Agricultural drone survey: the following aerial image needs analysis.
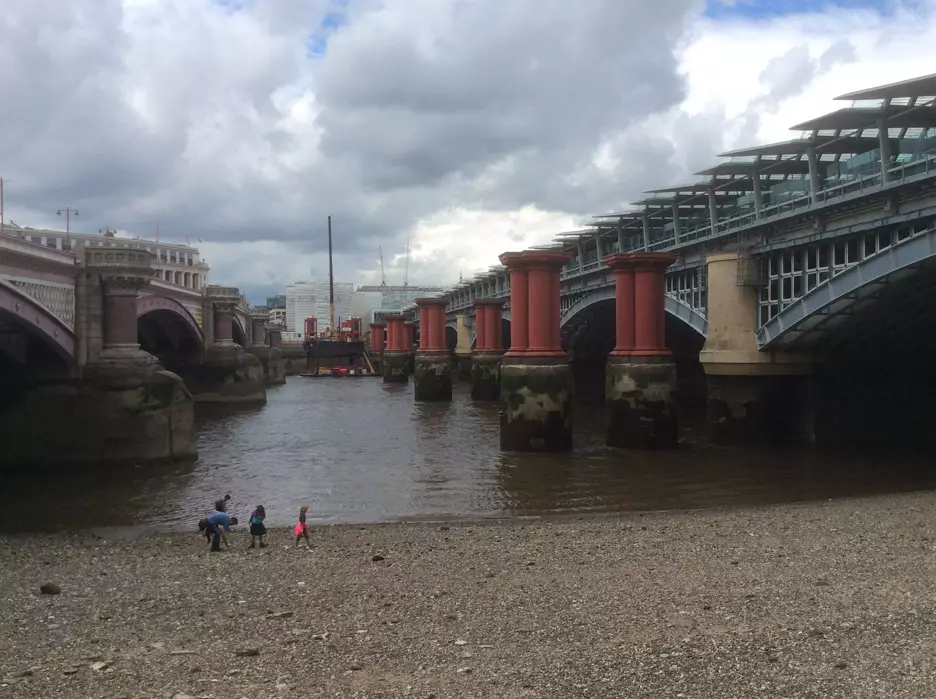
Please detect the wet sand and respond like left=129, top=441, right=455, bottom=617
left=2, top=491, right=936, bottom=698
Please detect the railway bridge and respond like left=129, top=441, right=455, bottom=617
left=387, top=73, right=936, bottom=451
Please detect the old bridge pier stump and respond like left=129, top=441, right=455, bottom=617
left=498, top=250, right=573, bottom=452
left=414, top=298, right=452, bottom=401
left=603, top=252, right=679, bottom=449
left=382, top=314, right=409, bottom=383
left=470, top=298, right=505, bottom=401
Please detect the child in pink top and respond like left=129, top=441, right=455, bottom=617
left=294, top=504, right=311, bottom=548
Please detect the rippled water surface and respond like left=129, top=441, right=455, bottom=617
left=2, top=377, right=936, bottom=534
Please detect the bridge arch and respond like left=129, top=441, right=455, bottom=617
left=230, top=315, right=247, bottom=347
left=0, top=278, right=75, bottom=363
left=137, top=295, right=204, bottom=365
left=137, top=295, right=203, bottom=342
left=756, top=226, right=936, bottom=351
left=559, top=286, right=708, bottom=338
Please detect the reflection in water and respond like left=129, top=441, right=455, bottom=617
left=1, top=377, right=935, bottom=534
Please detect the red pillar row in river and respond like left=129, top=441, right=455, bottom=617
left=601, top=252, right=677, bottom=356
left=415, top=298, right=448, bottom=353
left=497, top=250, right=571, bottom=357
left=473, top=298, right=505, bottom=352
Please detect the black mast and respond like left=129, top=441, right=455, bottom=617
left=328, top=215, right=335, bottom=338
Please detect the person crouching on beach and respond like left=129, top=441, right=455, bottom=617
left=205, top=500, right=237, bottom=552
left=294, top=504, right=311, bottom=548
left=248, top=505, right=267, bottom=549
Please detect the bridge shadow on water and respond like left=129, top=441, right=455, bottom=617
left=1, top=378, right=936, bottom=535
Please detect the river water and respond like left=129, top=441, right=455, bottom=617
left=2, top=377, right=936, bottom=534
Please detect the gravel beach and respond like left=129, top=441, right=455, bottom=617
left=2, top=491, right=936, bottom=698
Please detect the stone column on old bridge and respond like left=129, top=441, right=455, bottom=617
left=183, top=286, right=267, bottom=403
left=382, top=314, right=409, bottom=383
left=498, top=250, right=573, bottom=451
left=453, top=313, right=473, bottom=381
left=246, top=307, right=286, bottom=386
left=369, top=321, right=386, bottom=374
left=470, top=298, right=505, bottom=401
left=60, top=245, right=196, bottom=465
left=602, top=252, right=679, bottom=449
left=413, top=298, right=452, bottom=401
left=700, top=252, right=814, bottom=444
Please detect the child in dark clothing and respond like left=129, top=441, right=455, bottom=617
left=248, top=505, right=267, bottom=548
left=294, top=504, right=311, bottom=548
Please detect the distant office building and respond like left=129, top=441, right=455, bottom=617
left=268, top=308, right=286, bottom=326
left=285, top=280, right=354, bottom=332
left=266, top=294, right=286, bottom=309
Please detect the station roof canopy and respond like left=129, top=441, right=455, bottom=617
left=642, top=182, right=748, bottom=195
left=834, top=73, right=936, bottom=101
left=790, top=104, right=936, bottom=132
left=695, top=159, right=811, bottom=177
left=591, top=211, right=646, bottom=220
left=719, top=135, right=882, bottom=158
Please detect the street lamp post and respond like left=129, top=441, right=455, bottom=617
left=57, top=207, right=79, bottom=244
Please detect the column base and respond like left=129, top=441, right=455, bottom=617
left=606, top=355, right=678, bottom=449
left=414, top=352, right=452, bottom=401
left=454, top=351, right=473, bottom=382
left=247, top=346, right=287, bottom=386
left=177, top=345, right=268, bottom=404
left=382, top=350, right=409, bottom=383
left=471, top=352, right=502, bottom=401
left=0, top=364, right=197, bottom=468
left=500, top=356, right=573, bottom=452
left=705, top=373, right=815, bottom=446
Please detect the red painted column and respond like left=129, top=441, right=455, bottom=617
left=601, top=254, right=636, bottom=355
left=418, top=306, right=431, bottom=350
left=429, top=305, right=443, bottom=350
left=369, top=322, right=386, bottom=352
left=526, top=267, right=552, bottom=352
left=499, top=253, right=528, bottom=355
left=629, top=253, right=677, bottom=355
left=484, top=303, right=499, bottom=352
left=404, top=322, right=416, bottom=350
left=475, top=305, right=488, bottom=351
left=385, top=315, right=406, bottom=351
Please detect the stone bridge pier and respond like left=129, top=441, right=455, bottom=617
left=174, top=286, right=267, bottom=404
left=246, top=307, right=286, bottom=386
left=700, top=252, right=814, bottom=445
left=453, top=314, right=473, bottom=381
left=0, top=245, right=197, bottom=467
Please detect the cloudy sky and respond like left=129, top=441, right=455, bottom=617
left=1, top=0, right=933, bottom=303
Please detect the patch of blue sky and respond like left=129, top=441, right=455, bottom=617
left=704, top=0, right=896, bottom=20
left=307, top=0, right=349, bottom=58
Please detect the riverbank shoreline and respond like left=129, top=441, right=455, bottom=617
left=3, top=491, right=936, bottom=698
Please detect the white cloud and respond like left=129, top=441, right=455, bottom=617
left=2, top=0, right=935, bottom=304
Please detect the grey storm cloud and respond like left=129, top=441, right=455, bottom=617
left=2, top=0, right=703, bottom=294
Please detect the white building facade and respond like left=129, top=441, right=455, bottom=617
left=285, top=280, right=354, bottom=332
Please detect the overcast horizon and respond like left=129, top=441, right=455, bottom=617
left=2, top=0, right=933, bottom=304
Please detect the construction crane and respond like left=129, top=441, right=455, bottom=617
left=403, top=236, right=410, bottom=287
left=379, top=246, right=387, bottom=288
